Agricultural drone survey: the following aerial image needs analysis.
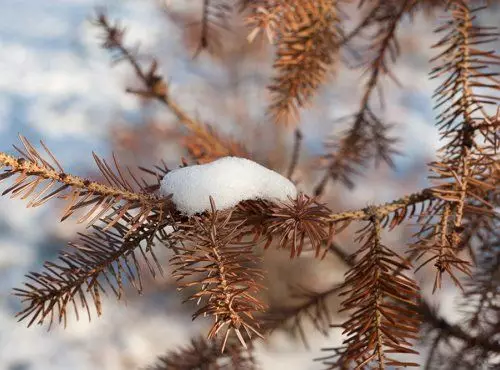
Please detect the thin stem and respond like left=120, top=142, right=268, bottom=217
left=421, top=300, right=500, bottom=353
left=287, top=129, right=303, bottom=179
left=0, top=152, right=154, bottom=204
left=327, top=189, right=433, bottom=223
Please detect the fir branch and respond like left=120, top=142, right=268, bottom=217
left=287, top=128, right=303, bottom=179
left=3, top=3, right=500, bottom=369
left=235, top=193, right=333, bottom=258
left=460, top=240, right=500, bottom=330
left=243, top=0, right=282, bottom=43
left=236, top=190, right=436, bottom=262
left=455, top=161, right=499, bottom=262
left=191, top=0, right=233, bottom=58
left=328, top=189, right=434, bottom=223
left=421, top=299, right=500, bottom=354
left=412, top=198, right=473, bottom=292
left=260, top=283, right=343, bottom=347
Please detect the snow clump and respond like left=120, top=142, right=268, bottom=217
left=159, top=157, right=298, bottom=215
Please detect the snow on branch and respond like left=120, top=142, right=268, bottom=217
left=159, top=157, right=298, bottom=215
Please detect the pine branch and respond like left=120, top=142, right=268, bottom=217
left=287, top=128, right=303, bottom=179
left=3, top=4, right=499, bottom=369
left=260, top=283, right=343, bottom=347
left=455, top=165, right=499, bottom=262
left=243, top=0, right=282, bottom=44
left=234, top=193, right=333, bottom=258
left=0, top=137, right=179, bottom=328
left=328, top=189, right=435, bottom=225
left=421, top=299, right=500, bottom=354
left=458, top=231, right=500, bottom=332
left=236, top=190, right=436, bottom=262
left=463, top=258, right=500, bottom=330
left=170, top=198, right=265, bottom=352
left=245, top=0, right=341, bottom=125
left=191, top=0, right=233, bottom=59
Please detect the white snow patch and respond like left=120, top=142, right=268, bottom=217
left=159, top=157, right=297, bottom=215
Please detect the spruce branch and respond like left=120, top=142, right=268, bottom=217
left=421, top=299, right=500, bottom=354
left=1, top=137, right=178, bottom=328
left=191, top=0, right=233, bottom=59
left=460, top=246, right=500, bottom=330
left=148, top=336, right=258, bottom=370
left=14, top=209, right=174, bottom=328
left=243, top=0, right=282, bottom=44
left=266, top=0, right=341, bottom=126
left=2, top=3, right=500, bottom=369
left=260, top=283, right=343, bottom=347
left=328, top=189, right=435, bottom=224
left=0, top=136, right=166, bottom=229
left=244, top=0, right=341, bottom=125
left=287, top=128, right=303, bottom=180
left=170, top=198, right=265, bottom=352
left=236, top=189, right=437, bottom=261
left=234, top=193, right=334, bottom=258
left=321, top=209, right=421, bottom=369
left=411, top=1, right=500, bottom=291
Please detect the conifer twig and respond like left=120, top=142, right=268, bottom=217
left=327, top=189, right=434, bottom=222
left=94, top=12, right=248, bottom=163
left=171, top=198, right=265, bottom=352
left=321, top=208, right=421, bottom=368
left=0, top=151, right=152, bottom=205
left=287, top=128, right=303, bottom=179
left=0, top=137, right=167, bottom=230
left=421, top=299, right=500, bottom=353
left=314, top=0, right=415, bottom=194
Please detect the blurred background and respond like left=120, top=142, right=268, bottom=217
left=0, top=1, right=499, bottom=369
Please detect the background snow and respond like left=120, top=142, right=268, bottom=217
left=0, top=0, right=497, bottom=369
left=160, top=157, right=297, bottom=215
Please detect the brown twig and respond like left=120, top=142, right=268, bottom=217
left=328, top=189, right=434, bottom=223
left=314, top=0, right=415, bottom=196
left=421, top=299, right=500, bottom=353
left=94, top=12, right=248, bottom=162
left=287, top=128, right=303, bottom=179
left=0, top=151, right=154, bottom=205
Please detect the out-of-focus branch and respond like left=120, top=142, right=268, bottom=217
left=94, top=12, right=249, bottom=163
left=314, top=0, right=415, bottom=195
left=421, top=299, right=500, bottom=353
left=287, top=128, right=303, bottom=179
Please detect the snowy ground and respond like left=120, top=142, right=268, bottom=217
left=0, top=1, right=498, bottom=369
